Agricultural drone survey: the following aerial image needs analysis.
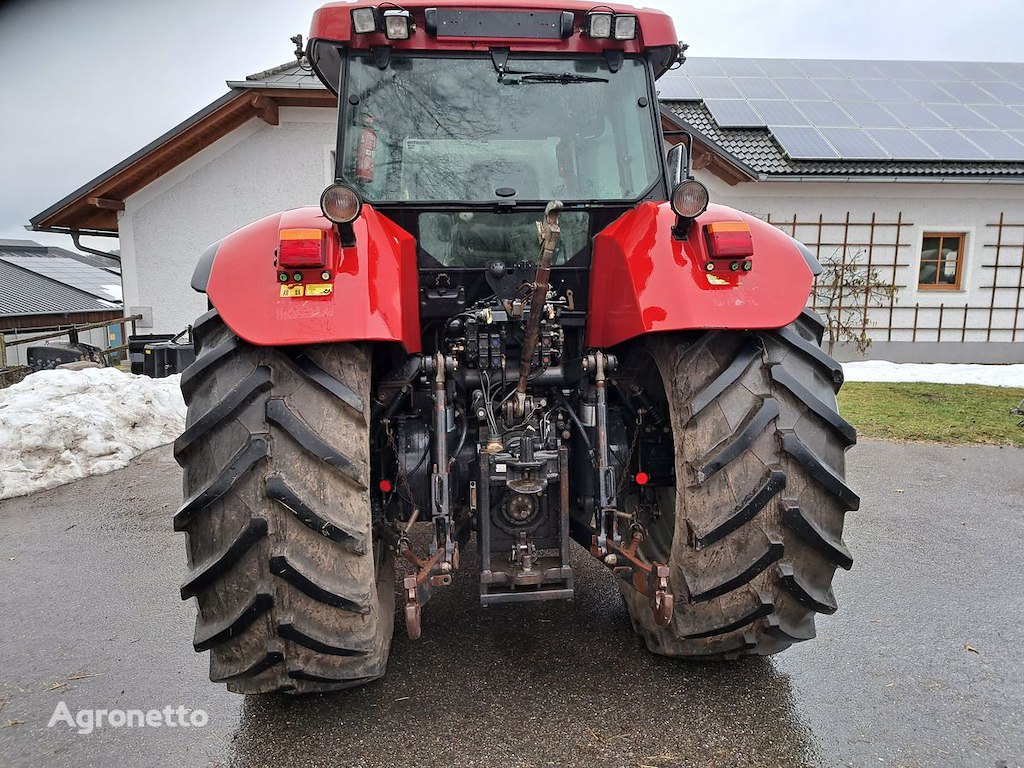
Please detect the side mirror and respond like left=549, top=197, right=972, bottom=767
left=666, top=142, right=689, bottom=187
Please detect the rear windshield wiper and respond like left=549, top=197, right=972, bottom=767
left=500, top=71, right=609, bottom=85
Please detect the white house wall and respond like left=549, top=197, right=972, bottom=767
left=697, top=170, right=1024, bottom=363
left=119, top=107, right=336, bottom=334
left=117, top=104, right=1022, bottom=362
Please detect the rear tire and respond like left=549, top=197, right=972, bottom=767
left=173, top=309, right=394, bottom=694
left=618, top=310, right=858, bottom=657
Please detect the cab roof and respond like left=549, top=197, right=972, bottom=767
left=309, top=0, right=678, bottom=57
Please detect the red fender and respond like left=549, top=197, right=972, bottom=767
left=205, top=206, right=421, bottom=351
left=586, top=202, right=814, bottom=348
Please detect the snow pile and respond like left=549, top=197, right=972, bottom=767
left=842, top=361, right=1024, bottom=388
left=0, top=368, right=185, bottom=500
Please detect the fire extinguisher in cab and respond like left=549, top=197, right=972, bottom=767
left=356, top=114, right=378, bottom=183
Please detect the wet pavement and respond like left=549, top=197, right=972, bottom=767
left=0, top=440, right=1021, bottom=768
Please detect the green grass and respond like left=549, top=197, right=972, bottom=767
left=837, top=382, right=1024, bottom=446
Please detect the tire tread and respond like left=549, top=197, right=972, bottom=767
left=175, top=310, right=392, bottom=695
left=617, top=310, right=855, bottom=657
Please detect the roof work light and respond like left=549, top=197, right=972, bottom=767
left=612, top=14, right=638, bottom=40
left=583, top=12, right=613, bottom=38
left=351, top=7, right=380, bottom=34
left=383, top=9, right=414, bottom=39
left=584, top=11, right=638, bottom=40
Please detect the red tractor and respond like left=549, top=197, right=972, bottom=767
left=175, top=0, right=857, bottom=694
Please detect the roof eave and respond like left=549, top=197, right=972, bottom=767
left=30, top=84, right=335, bottom=236
left=0, top=307, right=122, bottom=319
left=30, top=90, right=243, bottom=234
left=659, top=106, right=758, bottom=186
left=756, top=172, right=1024, bottom=184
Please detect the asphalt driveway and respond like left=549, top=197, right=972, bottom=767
left=0, top=439, right=1021, bottom=768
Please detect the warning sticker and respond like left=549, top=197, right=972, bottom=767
left=706, top=274, right=729, bottom=286
left=280, top=285, right=304, bottom=297
left=304, top=283, right=333, bottom=296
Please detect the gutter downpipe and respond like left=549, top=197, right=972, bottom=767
left=70, top=231, right=121, bottom=266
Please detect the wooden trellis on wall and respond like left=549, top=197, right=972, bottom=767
left=765, top=211, right=1024, bottom=343
left=980, top=213, right=1024, bottom=342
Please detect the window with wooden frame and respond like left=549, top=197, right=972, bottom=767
left=918, top=232, right=965, bottom=290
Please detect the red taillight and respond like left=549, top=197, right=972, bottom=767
left=706, top=221, right=754, bottom=259
left=279, top=228, right=326, bottom=268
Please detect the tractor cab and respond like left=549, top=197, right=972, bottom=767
left=308, top=1, right=686, bottom=281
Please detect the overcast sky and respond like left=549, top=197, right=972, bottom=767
left=2, top=0, right=1022, bottom=253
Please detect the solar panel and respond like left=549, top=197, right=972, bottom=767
left=681, top=59, right=724, bottom=77
left=970, top=104, right=1024, bottom=130
left=937, top=81, right=999, bottom=105
left=865, top=129, right=940, bottom=160
left=753, top=58, right=804, bottom=78
left=704, top=99, right=763, bottom=128
left=926, top=103, right=994, bottom=129
left=689, top=76, right=742, bottom=99
left=945, top=62, right=1003, bottom=81
left=657, top=75, right=701, bottom=101
left=675, top=56, right=1024, bottom=164
left=977, top=81, right=1024, bottom=105
left=0, top=256, right=122, bottom=302
left=833, top=60, right=886, bottom=78
left=884, top=101, right=948, bottom=128
left=751, top=99, right=808, bottom=125
left=715, top=58, right=764, bottom=77
left=838, top=100, right=903, bottom=127
left=814, top=78, right=871, bottom=101
left=794, top=60, right=845, bottom=78
left=795, top=100, right=857, bottom=127
left=818, top=127, right=889, bottom=159
left=911, top=61, right=962, bottom=80
left=913, top=129, right=991, bottom=160
left=985, top=62, right=1024, bottom=80
left=856, top=79, right=913, bottom=103
left=959, top=130, right=1024, bottom=161
left=873, top=60, right=928, bottom=80
left=732, top=77, right=785, bottom=99
left=770, top=126, right=840, bottom=159
left=900, top=79, right=955, bottom=103
left=773, top=77, right=827, bottom=100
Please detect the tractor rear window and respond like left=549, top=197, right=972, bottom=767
left=339, top=55, right=662, bottom=204
left=418, top=210, right=590, bottom=267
